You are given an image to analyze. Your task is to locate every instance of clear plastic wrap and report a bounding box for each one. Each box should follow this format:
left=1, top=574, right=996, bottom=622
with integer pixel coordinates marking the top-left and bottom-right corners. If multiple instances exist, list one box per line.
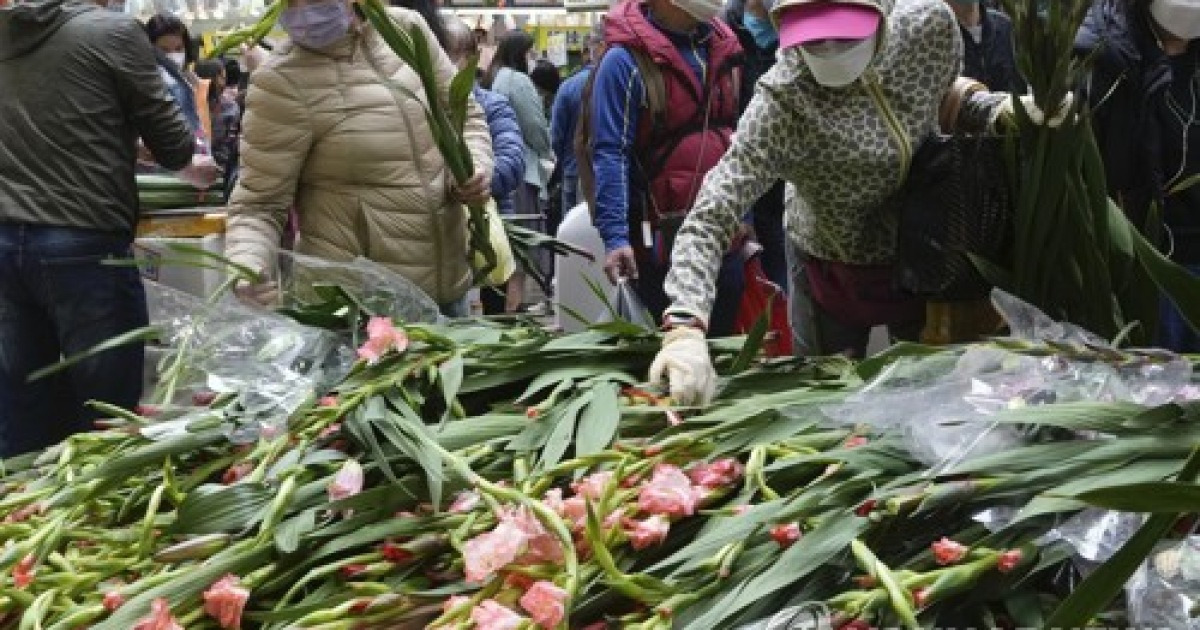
left=1127, top=537, right=1200, bottom=629
left=145, top=281, right=352, bottom=443
left=274, top=251, right=444, bottom=325
left=822, top=290, right=1195, bottom=471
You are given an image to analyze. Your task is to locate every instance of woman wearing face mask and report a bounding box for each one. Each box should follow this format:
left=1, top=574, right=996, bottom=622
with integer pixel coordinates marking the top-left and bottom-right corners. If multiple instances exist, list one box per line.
left=648, top=0, right=1013, bottom=405
left=145, top=14, right=202, bottom=133
left=224, top=0, right=494, bottom=318
left=1078, top=0, right=1200, bottom=352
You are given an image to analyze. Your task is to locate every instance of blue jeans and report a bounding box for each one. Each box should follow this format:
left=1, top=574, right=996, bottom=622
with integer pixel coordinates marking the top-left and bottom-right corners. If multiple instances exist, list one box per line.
left=0, top=225, right=148, bottom=456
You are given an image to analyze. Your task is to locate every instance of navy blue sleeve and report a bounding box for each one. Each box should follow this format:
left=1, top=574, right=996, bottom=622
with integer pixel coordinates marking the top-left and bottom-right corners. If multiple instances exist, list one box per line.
left=550, top=75, right=579, bottom=167
left=479, top=89, right=526, bottom=202
left=590, top=47, right=644, bottom=252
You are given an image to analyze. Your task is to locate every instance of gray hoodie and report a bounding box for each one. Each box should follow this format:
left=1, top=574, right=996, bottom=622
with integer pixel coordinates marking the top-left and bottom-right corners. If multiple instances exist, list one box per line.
left=0, top=0, right=195, bottom=234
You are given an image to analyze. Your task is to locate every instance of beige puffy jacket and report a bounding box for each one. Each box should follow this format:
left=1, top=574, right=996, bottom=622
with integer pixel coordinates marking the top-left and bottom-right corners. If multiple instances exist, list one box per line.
left=225, top=8, right=493, bottom=305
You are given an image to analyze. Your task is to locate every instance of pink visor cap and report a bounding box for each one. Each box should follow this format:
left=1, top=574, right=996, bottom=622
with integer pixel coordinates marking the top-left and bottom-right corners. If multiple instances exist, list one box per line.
left=776, top=1, right=882, bottom=50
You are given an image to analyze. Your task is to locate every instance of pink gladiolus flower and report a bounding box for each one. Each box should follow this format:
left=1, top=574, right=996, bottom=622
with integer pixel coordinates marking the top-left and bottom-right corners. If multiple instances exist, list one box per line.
left=770, top=523, right=802, bottom=548
left=571, top=471, right=614, bottom=500
left=202, top=574, right=250, bottom=629
left=912, top=586, right=931, bottom=608
left=844, top=436, right=869, bottom=448
left=470, top=600, right=525, bottom=630
left=103, top=589, right=126, bottom=611
left=510, top=507, right=564, bottom=565
left=132, top=598, right=184, bottom=630
left=442, top=595, right=470, bottom=613
left=356, top=317, right=410, bottom=364
left=932, top=537, right=968, bottom=566
left=13, top=554, right=34, bottom=589
left=625, top=515, right=670, bottom=549
left=519, top=580, right=569, bottom=629
left=687, top=458, right=745, bottom=489
left=463, top=520, right=530, bottom=583
left=997, top=549, right=1023, bottom=573
left=638, top=464, right=701, bottom=518
left=327, top=459, right=364, bottom=502
left=448, top=491, right=480, bottom=514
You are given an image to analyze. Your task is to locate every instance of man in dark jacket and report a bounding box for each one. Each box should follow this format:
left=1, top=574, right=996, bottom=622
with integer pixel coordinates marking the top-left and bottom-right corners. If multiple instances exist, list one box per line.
left=0, top=0, right=197, bottom=455
left=1077, top=0, right=1200, bottom=351
left=944, top=0, right=1021, bottom=93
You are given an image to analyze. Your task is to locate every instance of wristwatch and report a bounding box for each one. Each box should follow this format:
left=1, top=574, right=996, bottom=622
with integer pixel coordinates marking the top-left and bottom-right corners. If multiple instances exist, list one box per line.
left=662, top=313, right=706, bottom=332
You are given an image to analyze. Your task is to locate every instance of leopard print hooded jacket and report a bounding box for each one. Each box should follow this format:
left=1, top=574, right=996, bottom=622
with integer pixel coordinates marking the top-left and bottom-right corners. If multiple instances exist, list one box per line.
left=663, top=0, right=1005, bottom=324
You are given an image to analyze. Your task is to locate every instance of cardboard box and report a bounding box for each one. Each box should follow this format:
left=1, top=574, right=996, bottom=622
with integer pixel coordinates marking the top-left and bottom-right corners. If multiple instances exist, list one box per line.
left=134, top=233, right=227, bottom=299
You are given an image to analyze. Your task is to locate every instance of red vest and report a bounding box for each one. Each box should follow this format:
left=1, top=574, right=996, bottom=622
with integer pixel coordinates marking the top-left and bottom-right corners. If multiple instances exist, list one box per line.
left=604, top=1, right=743, bottom=224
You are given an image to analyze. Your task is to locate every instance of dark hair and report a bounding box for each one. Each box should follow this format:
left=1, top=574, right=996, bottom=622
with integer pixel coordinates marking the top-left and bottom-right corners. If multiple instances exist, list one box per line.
left=224, top=58, right=242, bottom=89
left=145, top=14, right=196, bottom=66
left=390, top=0, right=449, bottom=50
left=530, top=59, right=561, bottom=96
left=483, top=30, right=534, bottom=88
left=194, top=59, right=226, bottom=104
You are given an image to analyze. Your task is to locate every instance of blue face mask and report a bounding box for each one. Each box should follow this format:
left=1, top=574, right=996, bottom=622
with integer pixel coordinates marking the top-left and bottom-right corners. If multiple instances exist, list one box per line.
left=743, top=11, right=778, bottom=50
left=280, top=1, right=352, bottom=50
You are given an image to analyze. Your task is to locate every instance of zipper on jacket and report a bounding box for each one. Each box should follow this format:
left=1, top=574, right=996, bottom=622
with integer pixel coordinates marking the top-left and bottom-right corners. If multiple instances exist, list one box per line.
left=863, top=70, right=911, bottom=188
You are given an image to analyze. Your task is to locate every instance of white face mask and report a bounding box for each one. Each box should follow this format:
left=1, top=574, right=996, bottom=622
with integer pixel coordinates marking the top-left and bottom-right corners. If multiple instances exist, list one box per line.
left=799, top=34, right=877, bottom=88
left=166, top=52, right=187, bottom=69
left=671, top=0, right=723, bottom=22
left=1151, top=0, right=1200, bottom=40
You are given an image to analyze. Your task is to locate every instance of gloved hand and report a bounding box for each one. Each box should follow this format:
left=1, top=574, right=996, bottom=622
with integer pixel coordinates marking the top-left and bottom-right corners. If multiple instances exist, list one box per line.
left=649, top=325, right=717, bottom=406
left=994, top=93, right=1075, bottom=130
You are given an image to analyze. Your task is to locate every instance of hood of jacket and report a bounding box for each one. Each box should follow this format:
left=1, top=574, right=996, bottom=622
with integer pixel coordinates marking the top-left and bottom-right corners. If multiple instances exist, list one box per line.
left=0, top=0, right=96, bottom=61
left=1076, top=0, right=1145, bottom=74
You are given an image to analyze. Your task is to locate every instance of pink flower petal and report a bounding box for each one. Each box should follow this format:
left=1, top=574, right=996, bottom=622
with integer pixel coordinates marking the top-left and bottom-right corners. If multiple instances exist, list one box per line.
left=519, top=580, right=569, bottom=629
left=571, top=471, right=613, bottom=501
left=463, top=520, right=530, bottom=583
left=470, top=600, right=525, bottom=630
left=327, top=460, right=364, bottom=502
left=687, top=458, right=745, bottom=489
left=202, top=574, right=249, bottom=629
left=625, top=515, right=670, bottom=549
left=132, top=598, right=184, bottom=630
left=638, top=464, right=699, bottom=518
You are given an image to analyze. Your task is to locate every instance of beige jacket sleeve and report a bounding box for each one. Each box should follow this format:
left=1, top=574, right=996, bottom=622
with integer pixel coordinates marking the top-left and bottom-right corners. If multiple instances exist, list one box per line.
left=398, top=7, right=493, bottom=182
left=224, top=67, right=313, bottom=277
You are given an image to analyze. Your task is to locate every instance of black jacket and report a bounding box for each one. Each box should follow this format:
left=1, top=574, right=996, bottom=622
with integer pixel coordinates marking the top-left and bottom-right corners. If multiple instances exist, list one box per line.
left=0, top=0, right=194, bottom=235
left=961, top=8, right=1021, bottom=93
left=1076, top=0, right=1200, bottom=261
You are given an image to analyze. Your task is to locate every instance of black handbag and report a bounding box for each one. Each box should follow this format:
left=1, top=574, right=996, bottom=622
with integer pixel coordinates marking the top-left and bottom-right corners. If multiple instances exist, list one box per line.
left=894, top=79, right=1015, bottom=300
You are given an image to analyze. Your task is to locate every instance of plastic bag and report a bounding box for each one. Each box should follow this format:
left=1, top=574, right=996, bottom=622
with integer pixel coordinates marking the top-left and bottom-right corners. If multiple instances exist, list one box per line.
left=1127, top=537, right=1200, bottom=629
left=822, top=289, right=1195, bottom=471
left=146, top=281, right=352, bottom=443
left=735, top=246, right=794, bottom=357
left=610, top=278, right=656, bottom=331
left=274, top=251, right=444, bottom=325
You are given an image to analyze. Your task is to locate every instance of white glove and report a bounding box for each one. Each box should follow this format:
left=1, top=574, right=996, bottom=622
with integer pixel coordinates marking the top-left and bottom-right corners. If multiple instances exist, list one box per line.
left=649, top=326, right=717, bottom=407
left=995, top=93, right=1075, bottom=129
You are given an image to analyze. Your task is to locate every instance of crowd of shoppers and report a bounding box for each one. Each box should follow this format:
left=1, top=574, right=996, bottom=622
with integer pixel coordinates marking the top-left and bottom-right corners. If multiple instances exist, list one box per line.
left=5, top=0, right=1200, bottom=456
